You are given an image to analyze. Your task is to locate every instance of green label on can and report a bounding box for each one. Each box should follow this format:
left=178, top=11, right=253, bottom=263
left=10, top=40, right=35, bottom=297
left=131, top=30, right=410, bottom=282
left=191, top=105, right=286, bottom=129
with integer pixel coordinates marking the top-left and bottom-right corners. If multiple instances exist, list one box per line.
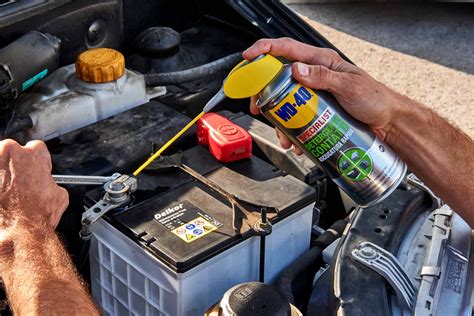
left=300, top=110, right=353, bottom=161
left=21, top=69, right=48, bottom=92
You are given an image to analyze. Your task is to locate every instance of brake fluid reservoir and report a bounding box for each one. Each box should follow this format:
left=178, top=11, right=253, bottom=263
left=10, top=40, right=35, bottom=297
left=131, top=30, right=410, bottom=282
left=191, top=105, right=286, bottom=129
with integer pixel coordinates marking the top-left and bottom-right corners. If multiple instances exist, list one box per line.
left=14, top=48, right=165, bottom=141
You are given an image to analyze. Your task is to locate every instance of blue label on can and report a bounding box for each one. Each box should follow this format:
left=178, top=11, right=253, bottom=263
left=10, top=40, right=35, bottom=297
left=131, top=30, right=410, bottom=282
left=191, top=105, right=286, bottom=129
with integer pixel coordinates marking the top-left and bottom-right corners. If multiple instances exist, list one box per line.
left=21, top=69, right=48, bottom=92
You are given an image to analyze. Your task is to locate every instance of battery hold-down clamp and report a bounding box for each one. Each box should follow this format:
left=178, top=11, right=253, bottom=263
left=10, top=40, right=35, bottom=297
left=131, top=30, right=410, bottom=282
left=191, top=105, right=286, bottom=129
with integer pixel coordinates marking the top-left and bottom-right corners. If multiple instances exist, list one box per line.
left=146, top=152, right=276, bottom=234
left=53, top=173, right=137, bottom=240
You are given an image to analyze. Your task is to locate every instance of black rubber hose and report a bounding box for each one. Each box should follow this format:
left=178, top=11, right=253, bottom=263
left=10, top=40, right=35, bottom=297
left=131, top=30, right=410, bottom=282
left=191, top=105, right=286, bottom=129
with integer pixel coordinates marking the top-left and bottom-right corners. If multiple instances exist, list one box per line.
left=144, top=52, right=242, bottom=87
left=275, top=219, right=348, bottom=305
left=276, top=245, right=323, bottom=305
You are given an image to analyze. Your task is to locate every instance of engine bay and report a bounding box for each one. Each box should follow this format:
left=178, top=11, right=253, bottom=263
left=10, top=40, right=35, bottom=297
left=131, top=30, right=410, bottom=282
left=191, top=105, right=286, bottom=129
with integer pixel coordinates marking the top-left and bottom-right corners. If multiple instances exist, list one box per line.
left=0, top=1, right=472, bottom=315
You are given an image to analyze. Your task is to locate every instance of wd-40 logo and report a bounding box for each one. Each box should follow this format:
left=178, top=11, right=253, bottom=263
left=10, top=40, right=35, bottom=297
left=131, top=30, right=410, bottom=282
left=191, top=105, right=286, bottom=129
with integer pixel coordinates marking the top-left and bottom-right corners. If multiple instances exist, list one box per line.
left=270, top=85, right=318, bottom=129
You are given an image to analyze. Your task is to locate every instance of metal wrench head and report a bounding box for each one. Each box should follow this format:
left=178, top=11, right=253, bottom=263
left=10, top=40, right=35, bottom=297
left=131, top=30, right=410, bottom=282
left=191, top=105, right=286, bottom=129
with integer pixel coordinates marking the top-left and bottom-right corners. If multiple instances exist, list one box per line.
left=80, top=174, right=137, bottom=240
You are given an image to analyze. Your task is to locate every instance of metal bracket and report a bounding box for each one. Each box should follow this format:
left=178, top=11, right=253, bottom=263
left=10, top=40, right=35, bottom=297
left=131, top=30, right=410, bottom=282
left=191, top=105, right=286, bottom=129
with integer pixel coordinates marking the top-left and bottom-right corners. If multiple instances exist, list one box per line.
left=352, top=241, right=416, bottom=310
left=147, top=152, right=278, bottom=235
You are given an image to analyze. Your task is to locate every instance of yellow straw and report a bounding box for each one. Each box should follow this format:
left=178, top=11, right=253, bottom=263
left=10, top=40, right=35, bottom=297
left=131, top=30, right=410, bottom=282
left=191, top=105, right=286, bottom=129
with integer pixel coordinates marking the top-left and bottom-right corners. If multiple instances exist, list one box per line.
left=133, top=111, right=205, bottom=176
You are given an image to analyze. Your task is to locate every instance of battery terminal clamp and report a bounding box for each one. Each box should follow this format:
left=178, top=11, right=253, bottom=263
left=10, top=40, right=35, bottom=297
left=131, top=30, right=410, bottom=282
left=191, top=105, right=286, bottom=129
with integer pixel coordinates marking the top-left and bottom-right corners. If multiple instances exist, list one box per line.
left=197, top=113, right=252, bottom=163
left=53, top=173, right=137, bottom=240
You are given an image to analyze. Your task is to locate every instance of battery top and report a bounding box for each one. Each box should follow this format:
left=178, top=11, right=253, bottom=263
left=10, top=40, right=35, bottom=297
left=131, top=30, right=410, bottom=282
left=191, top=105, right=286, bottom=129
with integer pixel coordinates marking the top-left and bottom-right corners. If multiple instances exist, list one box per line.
left=108, top=146, right=315, bottom=272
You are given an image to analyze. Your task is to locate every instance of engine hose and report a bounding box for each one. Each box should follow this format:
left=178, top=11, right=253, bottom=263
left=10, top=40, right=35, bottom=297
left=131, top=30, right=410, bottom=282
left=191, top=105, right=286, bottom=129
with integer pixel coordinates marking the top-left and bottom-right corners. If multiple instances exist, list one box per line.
left=275, top=219, right=348, bottom=305
left=144, top=52, right=242, bottom=87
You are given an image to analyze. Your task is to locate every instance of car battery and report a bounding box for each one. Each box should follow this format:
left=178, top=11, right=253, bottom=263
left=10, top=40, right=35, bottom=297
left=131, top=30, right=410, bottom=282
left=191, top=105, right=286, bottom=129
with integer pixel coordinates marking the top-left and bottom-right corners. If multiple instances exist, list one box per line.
left=88, top=145, right=315, bottom=316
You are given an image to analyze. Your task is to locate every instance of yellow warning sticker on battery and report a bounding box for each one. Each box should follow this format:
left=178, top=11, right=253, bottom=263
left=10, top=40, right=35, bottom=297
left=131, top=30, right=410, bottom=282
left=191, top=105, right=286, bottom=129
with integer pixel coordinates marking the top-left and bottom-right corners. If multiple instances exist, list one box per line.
left=171, top=216, right=218, bottom=243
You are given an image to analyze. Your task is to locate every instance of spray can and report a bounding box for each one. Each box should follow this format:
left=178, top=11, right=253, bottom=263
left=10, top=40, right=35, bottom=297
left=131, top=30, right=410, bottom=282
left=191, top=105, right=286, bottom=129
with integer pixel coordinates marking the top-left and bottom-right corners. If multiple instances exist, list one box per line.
left=256, top=65, right=406, bottom=207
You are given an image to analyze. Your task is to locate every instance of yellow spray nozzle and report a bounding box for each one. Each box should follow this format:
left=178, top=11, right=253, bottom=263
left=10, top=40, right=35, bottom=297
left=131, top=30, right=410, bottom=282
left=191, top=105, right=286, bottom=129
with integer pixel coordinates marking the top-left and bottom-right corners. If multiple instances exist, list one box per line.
left=223, top=54, right=283, bottom=99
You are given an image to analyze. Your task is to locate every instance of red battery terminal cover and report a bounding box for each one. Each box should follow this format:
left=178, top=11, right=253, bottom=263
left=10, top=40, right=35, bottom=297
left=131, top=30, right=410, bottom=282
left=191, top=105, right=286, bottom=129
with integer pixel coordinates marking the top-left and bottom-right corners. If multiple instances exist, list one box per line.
left=197, top=113, right=252, bottom=162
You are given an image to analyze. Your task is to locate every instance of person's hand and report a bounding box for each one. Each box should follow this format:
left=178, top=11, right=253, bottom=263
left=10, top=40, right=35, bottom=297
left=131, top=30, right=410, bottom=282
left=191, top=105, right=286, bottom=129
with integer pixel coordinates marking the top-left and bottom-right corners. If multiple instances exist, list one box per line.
left=0, top=139, right=68, bottom=230
left=243, top=38, right=405, bottom=152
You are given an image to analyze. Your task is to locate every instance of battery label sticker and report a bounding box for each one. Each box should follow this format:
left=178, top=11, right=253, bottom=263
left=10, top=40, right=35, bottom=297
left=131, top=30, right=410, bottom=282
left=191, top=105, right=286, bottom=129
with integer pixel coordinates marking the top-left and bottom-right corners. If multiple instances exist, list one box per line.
left=172, top=217, right=218, bottom=243
left=154, top=201, right=222, bottom=243
left=269, top=85, right=318, bottom=129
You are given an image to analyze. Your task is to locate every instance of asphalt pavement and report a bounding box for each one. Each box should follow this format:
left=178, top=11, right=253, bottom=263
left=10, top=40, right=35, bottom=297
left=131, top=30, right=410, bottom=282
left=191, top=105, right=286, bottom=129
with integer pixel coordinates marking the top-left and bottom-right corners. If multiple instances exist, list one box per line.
left=287, top=3, right=474, bottom=137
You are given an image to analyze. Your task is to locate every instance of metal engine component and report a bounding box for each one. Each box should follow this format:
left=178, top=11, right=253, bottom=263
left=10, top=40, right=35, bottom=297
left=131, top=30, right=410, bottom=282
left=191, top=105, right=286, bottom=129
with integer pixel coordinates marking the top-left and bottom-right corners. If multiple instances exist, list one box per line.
left=10, top=64, right=165, bottom=141
left=406, top=173, right=443, bottom=207
left=148, top=152, right=279, bottom=234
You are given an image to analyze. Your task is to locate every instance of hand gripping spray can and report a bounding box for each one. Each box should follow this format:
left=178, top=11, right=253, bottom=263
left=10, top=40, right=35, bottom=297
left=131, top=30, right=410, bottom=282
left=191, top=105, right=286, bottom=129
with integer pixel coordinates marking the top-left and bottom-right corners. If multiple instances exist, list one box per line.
left=256, top=65, right=407, bottom=207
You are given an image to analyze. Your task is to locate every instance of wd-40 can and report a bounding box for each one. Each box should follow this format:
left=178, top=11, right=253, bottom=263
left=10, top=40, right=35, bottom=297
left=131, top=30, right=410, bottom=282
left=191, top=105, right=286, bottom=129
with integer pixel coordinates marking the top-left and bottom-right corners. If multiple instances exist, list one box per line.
left=256, top=65, right=406, bottom=206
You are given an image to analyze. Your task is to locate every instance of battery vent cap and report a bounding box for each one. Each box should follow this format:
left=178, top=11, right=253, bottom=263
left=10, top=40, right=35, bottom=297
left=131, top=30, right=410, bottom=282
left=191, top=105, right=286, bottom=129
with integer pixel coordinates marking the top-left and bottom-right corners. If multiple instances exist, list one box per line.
left=76, top=48, right=125, bottom=83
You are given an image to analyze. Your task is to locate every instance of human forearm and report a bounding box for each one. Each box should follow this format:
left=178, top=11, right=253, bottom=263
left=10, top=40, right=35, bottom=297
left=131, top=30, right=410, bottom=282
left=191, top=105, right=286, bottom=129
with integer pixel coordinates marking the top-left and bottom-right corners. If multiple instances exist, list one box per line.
left=0, top=140, right=96, bottom=314
left=384, top=95, right=474, bottom=226
left=0, top=221, right=99, bottom=315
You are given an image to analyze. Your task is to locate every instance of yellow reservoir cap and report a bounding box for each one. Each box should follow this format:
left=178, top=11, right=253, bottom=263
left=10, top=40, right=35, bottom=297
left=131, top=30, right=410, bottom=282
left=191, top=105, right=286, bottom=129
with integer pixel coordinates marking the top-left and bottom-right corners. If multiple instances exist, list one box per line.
left=223, top=54, right=283, bottom=99
left=75, top=48, right=125, bottom=83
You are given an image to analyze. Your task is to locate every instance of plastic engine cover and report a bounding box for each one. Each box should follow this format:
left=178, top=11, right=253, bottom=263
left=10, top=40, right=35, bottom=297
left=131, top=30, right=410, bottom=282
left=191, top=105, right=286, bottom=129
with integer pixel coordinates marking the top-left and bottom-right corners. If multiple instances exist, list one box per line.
left=308, top=187, right=474, bottom=316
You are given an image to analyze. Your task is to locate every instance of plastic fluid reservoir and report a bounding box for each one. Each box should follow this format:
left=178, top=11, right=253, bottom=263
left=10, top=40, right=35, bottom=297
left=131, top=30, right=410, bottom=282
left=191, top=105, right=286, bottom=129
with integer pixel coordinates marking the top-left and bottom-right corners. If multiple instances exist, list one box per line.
left=13, top=48, right=165, bottom=141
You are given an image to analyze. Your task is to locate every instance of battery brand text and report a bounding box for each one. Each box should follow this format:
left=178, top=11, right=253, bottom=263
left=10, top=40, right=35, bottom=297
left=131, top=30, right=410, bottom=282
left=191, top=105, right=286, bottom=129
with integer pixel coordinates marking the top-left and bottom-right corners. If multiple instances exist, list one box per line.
left=154, top=203, right=184, bottom=220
